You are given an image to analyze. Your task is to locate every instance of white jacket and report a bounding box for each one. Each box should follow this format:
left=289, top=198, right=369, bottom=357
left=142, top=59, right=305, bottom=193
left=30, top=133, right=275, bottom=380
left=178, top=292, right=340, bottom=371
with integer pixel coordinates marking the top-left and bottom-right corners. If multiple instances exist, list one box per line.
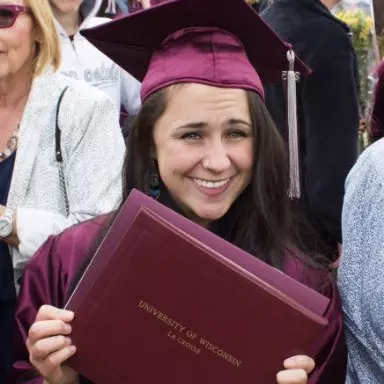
left=7, top=70, right=125, bottom=281
left=54, top=0, right=141, bottom=115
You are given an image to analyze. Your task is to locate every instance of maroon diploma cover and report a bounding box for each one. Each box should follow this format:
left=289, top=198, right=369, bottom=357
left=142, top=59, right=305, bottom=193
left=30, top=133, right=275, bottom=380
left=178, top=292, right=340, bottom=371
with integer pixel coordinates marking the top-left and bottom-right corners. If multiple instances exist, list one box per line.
left=65, top=189, right=329, bottom=383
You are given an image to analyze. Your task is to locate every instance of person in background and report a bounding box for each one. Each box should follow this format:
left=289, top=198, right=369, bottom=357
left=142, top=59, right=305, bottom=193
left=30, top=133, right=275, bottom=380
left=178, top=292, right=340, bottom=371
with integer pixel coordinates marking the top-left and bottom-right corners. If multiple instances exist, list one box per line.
left=116, top=0, right=129, bottom=14
left=244, top=0, right=269, bottom=13
left=12, top=0, right=346, bottom=383
left=50, top=0, right=141, bottom=135
left=109, top=0, right=129, bottom=14
left=0, top=0, right=125, bottom=381
left=338, top=138, right=384, bottom=382
left=370, top=59, right=384, bottom=142
left=261, top=0, right=359, bottom=261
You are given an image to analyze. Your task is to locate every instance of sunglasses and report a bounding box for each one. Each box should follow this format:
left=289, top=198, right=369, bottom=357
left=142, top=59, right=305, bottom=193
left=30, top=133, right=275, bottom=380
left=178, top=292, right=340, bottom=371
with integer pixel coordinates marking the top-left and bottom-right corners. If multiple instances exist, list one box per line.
left=0, top=5, right=30, bottom=28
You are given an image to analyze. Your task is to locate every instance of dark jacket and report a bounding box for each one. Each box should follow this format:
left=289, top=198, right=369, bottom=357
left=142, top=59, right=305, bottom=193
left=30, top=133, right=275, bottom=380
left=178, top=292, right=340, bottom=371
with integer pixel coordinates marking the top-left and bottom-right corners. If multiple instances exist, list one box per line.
left=261, top=0, right=359, bottom=257
left=371, top=60, right=384, bottom=142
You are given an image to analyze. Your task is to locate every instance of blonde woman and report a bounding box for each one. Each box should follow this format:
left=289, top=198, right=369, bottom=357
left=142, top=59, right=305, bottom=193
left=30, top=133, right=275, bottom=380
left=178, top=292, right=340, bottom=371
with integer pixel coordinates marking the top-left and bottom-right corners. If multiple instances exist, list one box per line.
left=0, top=0, right=124, bottom=380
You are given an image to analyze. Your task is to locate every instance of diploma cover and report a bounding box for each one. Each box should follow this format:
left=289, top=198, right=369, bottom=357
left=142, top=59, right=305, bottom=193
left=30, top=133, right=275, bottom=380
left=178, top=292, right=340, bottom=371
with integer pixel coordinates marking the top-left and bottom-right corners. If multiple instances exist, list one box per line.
left=65, top=189, right=330, bottom=383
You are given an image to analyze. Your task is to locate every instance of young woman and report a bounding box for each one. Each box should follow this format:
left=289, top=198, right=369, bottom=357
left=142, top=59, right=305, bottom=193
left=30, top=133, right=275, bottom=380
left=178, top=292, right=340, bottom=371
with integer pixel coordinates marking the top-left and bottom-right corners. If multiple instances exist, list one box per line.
left=12, top=0, right=346, bottom=383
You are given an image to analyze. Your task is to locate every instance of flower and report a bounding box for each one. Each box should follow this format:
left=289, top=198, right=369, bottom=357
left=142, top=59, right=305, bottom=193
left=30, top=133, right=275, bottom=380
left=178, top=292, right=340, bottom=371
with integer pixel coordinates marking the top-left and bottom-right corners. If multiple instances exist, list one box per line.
left=336, top=8, right=376, bottom=150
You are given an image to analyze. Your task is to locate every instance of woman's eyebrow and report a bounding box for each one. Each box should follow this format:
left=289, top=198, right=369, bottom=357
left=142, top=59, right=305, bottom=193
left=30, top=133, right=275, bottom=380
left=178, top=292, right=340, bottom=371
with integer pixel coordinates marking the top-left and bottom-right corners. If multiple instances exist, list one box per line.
left=174, top=119, right=251, bottom=130
left=175, top=121, right=207, bottom=129
left=227, top=118, right=252, bottom=127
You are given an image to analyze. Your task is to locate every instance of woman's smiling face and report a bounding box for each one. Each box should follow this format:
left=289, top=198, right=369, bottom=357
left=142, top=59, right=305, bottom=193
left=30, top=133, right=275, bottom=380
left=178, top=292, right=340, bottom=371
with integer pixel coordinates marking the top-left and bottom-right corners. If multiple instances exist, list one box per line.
left=153, top=83, right=253, bottom=227
left=0, top=0, right=36, bottom=82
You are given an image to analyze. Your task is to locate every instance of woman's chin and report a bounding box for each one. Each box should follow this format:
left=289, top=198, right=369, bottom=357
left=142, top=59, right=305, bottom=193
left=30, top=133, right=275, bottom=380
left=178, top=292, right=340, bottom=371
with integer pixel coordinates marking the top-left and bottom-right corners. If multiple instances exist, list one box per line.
left=189, top=206, right=230, bottom=226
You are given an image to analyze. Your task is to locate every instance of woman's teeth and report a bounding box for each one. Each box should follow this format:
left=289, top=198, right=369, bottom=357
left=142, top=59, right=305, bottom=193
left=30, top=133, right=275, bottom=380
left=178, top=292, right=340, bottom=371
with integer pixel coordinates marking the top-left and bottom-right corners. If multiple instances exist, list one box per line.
left=193, top=178, right=231, bottom=189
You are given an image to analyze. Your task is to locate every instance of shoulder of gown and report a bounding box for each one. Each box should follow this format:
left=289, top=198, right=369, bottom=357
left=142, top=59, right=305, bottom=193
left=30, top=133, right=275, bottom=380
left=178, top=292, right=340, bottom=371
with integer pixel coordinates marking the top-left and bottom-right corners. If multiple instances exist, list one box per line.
left=283, top=249, right=347, bottom=383
left=11, top=214, right=112, bottom=383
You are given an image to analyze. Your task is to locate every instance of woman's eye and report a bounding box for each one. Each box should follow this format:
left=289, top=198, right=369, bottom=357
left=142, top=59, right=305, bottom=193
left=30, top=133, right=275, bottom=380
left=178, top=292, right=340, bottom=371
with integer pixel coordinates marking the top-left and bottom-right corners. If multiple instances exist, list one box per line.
left=227, top=130, right=247, bottom=139
left=180, top=132, right=202, bottom=140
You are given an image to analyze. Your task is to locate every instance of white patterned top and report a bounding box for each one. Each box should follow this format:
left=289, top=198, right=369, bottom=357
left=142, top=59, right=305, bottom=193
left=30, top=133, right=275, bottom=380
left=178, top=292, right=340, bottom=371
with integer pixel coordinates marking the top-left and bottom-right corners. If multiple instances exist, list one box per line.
left=338, top=138, right=384, bottom=383
left=8, top=70, right=125, bottom=286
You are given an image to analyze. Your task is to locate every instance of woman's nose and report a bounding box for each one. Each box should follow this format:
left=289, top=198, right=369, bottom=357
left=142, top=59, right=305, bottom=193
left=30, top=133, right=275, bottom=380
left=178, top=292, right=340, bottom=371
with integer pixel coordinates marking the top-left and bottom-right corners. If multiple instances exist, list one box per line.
left=202, top=141, right=231, bottom=173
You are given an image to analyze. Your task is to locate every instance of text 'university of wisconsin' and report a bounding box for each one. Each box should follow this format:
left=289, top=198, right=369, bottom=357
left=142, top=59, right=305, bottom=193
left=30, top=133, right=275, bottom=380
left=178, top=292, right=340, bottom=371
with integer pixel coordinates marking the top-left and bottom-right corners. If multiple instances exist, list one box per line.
left=138, top=299, right=187, bottom=333
left=138, top=300, right=243, bottom=368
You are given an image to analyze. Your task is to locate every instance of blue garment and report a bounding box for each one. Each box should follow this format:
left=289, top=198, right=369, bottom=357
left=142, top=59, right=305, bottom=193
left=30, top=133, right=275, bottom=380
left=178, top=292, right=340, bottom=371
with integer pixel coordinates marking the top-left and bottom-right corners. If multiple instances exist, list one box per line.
left=0, top=151, right=17, bottom=383
left=338, top=139, right=384, bottom=383
left=115, top=0, right=129, bottom=14
left=0, top=151, right=16, bottom=300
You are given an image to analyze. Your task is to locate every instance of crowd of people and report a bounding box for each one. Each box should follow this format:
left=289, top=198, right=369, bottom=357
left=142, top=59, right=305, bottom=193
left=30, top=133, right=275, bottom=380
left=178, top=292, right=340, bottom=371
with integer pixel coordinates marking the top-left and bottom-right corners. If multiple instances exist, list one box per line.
left=0, top=0, right=383, bottom=383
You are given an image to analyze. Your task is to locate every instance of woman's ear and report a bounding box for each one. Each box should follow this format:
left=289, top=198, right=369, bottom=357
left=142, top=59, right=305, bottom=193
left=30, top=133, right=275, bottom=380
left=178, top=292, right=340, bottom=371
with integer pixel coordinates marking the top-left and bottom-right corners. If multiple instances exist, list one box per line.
left=33, top=25, right=44, bottom=46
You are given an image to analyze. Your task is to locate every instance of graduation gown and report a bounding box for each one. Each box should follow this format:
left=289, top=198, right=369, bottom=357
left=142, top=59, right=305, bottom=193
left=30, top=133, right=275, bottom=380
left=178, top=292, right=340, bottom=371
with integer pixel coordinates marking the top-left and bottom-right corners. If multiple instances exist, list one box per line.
left=11, top=215, right=346, bottom=383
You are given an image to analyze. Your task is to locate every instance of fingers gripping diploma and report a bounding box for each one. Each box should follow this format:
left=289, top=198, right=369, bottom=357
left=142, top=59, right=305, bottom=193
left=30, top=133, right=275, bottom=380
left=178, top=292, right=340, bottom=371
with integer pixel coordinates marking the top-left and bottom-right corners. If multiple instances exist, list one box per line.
left=26, top=305, right=78, bottom=384
left=26, top=307, right=315, bottom=384
left=276, top=355, right=315, bottom=384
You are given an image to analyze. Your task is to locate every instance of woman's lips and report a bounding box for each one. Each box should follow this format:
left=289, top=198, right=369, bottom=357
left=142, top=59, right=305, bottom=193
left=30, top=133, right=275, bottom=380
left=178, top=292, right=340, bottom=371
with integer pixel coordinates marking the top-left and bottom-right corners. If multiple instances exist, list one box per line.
left=191, top=177, right=233, bottom=197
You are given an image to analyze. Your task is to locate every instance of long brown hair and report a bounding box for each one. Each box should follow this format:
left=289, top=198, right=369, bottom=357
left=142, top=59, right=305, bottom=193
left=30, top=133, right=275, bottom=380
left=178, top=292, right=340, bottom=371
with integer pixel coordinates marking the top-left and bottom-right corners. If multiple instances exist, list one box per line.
left=68, top=86, right=328, bottom=307
left=124, top=87, right=325, bottom=269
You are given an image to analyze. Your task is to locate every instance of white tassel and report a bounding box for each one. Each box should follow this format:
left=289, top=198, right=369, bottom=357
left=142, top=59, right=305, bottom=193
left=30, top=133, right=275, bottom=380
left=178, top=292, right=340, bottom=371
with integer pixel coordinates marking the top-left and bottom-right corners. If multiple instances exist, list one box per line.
left=286, top=50, right=301, bottom=199
left=105, top=0, right=117, bottom=14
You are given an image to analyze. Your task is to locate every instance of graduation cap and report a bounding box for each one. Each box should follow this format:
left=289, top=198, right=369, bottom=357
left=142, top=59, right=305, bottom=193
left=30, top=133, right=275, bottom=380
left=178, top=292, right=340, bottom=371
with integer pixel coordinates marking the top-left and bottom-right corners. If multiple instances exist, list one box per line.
left=82, top=0, right=309, bottom=198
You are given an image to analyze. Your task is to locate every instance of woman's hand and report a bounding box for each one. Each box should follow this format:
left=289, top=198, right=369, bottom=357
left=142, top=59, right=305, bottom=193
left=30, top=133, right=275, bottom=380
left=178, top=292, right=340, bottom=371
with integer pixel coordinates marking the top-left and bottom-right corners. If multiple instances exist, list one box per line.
left=139, top=0, right=151, bottom=8
left=26, top=305, right=78, bottom=384
left=276, top=355, right=315, bottom=384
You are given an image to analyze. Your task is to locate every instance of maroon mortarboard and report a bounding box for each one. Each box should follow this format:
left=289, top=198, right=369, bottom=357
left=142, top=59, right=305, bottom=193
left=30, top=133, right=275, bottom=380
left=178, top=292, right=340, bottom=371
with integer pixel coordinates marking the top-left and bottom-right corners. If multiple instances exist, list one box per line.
left=82, top=0, right=309, bottom=99
left=82, top=0, right=308, bottom=198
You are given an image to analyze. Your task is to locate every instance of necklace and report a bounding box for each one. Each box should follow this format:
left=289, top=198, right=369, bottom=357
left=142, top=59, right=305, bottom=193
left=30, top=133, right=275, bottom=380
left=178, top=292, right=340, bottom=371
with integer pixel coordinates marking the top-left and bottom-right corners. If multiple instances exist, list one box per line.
left=0, top=85, right=31, bottom=161
left=0, top=124, right=19, bottom=161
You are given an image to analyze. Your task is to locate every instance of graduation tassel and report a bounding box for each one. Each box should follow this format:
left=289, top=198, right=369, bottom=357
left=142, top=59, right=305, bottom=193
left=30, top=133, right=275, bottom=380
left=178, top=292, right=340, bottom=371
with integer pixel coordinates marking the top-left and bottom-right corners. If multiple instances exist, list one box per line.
left=105, top=0, right=117, bottom=14
left=284, top=50, right=301, bottom=199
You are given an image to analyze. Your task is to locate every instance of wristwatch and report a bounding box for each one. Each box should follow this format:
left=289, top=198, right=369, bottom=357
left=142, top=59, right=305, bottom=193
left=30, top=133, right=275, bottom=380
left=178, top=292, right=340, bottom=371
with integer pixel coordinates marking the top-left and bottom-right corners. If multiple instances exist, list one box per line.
left=0, top=207, right=14, bottom=238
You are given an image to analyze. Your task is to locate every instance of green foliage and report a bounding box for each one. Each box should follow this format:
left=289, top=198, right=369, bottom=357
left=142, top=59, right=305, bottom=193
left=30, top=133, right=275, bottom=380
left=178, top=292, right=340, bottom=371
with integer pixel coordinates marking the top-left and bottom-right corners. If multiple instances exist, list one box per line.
left=335, top=9, right=374, bottom=116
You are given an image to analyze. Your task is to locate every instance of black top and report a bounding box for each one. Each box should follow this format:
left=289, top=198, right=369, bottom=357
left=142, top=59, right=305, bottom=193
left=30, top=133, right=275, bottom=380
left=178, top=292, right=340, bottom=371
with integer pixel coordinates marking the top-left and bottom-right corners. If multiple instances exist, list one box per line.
left=261, top=0, right=359, bottom=259
left=0, top=151, right=16, bottom=301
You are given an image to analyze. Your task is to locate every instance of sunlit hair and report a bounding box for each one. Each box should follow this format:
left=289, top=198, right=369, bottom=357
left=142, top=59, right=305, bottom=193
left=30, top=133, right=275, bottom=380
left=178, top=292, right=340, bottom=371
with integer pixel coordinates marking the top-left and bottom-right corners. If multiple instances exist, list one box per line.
left=26, top=0, right=60, bottom=75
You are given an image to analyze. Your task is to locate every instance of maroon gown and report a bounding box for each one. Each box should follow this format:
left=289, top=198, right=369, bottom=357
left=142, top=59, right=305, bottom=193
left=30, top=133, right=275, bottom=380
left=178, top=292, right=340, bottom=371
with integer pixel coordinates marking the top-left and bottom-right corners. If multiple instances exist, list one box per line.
left=371, top=60, right=384, bottom=142
left=11, top=215, right=346, bottom=383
